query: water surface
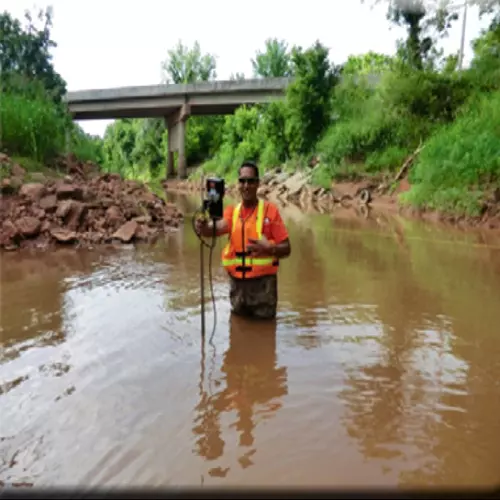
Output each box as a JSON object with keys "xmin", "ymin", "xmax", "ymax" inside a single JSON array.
[{"xmin": 1, "ymin": 194, "xmax": 500, "ymax": 488}]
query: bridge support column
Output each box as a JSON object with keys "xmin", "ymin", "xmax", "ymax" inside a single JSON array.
[
  {"xmin": 165, "ymin": 104, "xmax": 190, "ymax": 180},
  {"xmin": 165, "ymin": 122, "xmax": 175, "ymax": 179}
]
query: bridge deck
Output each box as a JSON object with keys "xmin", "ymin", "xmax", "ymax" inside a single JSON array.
[
  {"xmin": 64, "ymin": 77, "xmax": 292, "ymax": 120},
  {"xmin": 64, "ymin": 74, "xmax": 380, "ymax": 120},
  {"xmin": 65, "ymin": 77, "xmax": 292, "ymax": 103}
]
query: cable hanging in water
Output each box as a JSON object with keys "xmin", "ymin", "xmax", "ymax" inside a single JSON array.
[
  {"xmin": 191, "ymin": 208, "xmax": 218, "ymax": 345},
  {"xmin": 191, "ymin": 175, "xmax": 226, "ymax": 346}
]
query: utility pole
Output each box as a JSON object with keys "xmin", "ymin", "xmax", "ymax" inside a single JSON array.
[{"xmin": 458, "ymin": 0, "xmax": 468, "ymax": 69}]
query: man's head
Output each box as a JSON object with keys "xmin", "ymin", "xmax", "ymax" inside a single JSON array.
[{"xmin": 238, "ymin": 161, "xmax": 260, "ymax": 204}]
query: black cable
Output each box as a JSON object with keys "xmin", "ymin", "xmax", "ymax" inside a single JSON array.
[
  {"xmin": 191, "ymin": 209, "xmax": 218, "ymax": 345},
  {"xmin": 208, "ymin": 221, "xmax": 217, "ymax": 345}
]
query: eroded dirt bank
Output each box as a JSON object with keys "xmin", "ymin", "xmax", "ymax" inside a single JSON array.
[
  {"xmin": 0, "ymin": 154, "xmax": 183, "ymax": 252},
  {"xmin": 165, "ymin": 167, "xmax": 500, "ymax": 231}
]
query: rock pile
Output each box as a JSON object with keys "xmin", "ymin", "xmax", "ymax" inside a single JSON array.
[
  {"xmin": 167, "ymin": 167, "xmax": 374, "ymax": 211},
  {"xmin": 0, "ymin": 154, "xmax": 183, "ymax": 251}
]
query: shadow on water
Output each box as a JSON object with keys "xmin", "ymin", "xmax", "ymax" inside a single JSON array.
[{"xmin": 1, "ymin": 191, "xmax": 500, "ymax": 487}]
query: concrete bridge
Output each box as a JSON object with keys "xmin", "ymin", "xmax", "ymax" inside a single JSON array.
[{"xmin": 64, "ymin": 77, "xmax": 293, "ymax": 179}]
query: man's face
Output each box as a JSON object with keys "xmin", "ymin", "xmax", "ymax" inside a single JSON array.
[{"xmin": 238, "ymin": 166, "xmax": 259, "ymax": 203}]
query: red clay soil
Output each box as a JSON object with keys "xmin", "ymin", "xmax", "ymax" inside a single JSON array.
[
  {"xmin": 329, "ymin": 179, "xmax": 500, "ymax": 231},
  {"xmin": 0, "ymin": 154, "xmax": 183, "ymax": 252}
]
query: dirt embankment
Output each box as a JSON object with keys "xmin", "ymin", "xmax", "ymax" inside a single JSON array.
[
  {"xmin": 0, "ymin": 154, "xmax": 183, "ymax": 252},
  {"xmin": 166, "ymin": 166, "xmax": 500, "ymax": 231}
]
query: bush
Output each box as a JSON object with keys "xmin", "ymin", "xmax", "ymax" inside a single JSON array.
[
  {"xmin": 401, "ymin": 91, "xmax": 500, "ymax": 216},
  {"xmin": 1, "ymin": 90, "xmax": 106, "ymax": 167},
  {"xmin": 313, "ymin": 65, "xmax": 477, "ymax": 184},
  {"xmin": 71, "ymin": 130, "xmax": 104, "ymax": 165},
  {"xmin": 1, "ymin": 91, "xmax": 67, "ymax": 161}
]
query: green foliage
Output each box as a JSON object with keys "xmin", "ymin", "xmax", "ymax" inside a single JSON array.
[
  {"xmin": 5, "ymin": 0, "xmax": 496, "ymax": 221},
  {"xmin": 161, "ymin": 40, "xmax": 217, "ymax": 84},
  {"xmin": 401, "ymin": 91, "xmax": 500, "ymax": 216},
  {"xmin": 317, "ymin": 69, "xmax": 445, "ymax": 174},
  {"xmin": 193, "ymin": 5, "xmax": 500, "ymax": 220},
  {"xmin": 286, "ymin": 41, "xmax": 340, "ymax": 156},
  {"xmin": 310, "ymin": 165, "xmax": 334, "ymax": 189},
  {"xmin": 197, "ymin": 40, "xmax": 338, "ymax": 179},
  {"xmin": 316, "ymin": 35, "xmax": 493, "ymax": 187},
  {"xmin": 365, "ymin": 146, "xmax": 410, "ymax": 172},
  {"xmin": 468, "ymin": 18, "xmax": 500, "ymax": 90},
  {"xmin": 251, "ymin": 38, "xmax": 293, "ymax": 78},
  {"xmin": 0, "ymin": 91, "xmax": 66, "ymax": 161},
  {"xmin": 0, "ymin": 8, "xmax": 66, "ymax": 101},
  {"xmin": 70, "ymin": 124, "xmax": 105, "ymax": 164},
  {"xmin": 382, "ymin": 0, "xmax": 460, "ymax": 70},
  {"xmin": 102, "ymin": 40, "xmax": 222, "ymax": 180},
  {"xmin": 341, "ymin": 52, "xmax": 394, "ymax": 75},
  {"xmin": 0, "ymin": 9, "xmax": 103, "ymax": 166}
]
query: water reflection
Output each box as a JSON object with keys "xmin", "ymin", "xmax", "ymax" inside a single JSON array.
[{"xmin": 193, "ymin": 315, "xmax": 288, "ymax": 476}]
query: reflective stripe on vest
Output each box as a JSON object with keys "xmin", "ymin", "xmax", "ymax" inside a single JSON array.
[{"xmin": 221, "ymin": 200, "xmax": 276, "ymax": 270}]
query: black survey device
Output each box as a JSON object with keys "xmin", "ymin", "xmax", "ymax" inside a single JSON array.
[{"xmin": 203, "ymin": 177, "xmax": 225, "ymax": 220}]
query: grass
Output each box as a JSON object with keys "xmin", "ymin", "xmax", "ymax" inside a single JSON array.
[
  {"xmin": 1, "ymin": 92, "xmax": 67, "ymax": 163},
  {"xmin": 1, "ymin": 90, "xmax": 104, "ymax": 177},
  {"xmin": 400, "ymin": 90, "xmax": 500, "ymax": 216}
]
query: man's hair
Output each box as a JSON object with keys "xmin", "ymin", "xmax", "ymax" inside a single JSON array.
[{"xmin": 239, "ymin": 160, "xmax": 259, "ymax": 179}]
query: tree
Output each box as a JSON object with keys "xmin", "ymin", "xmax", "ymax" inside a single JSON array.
[
  {"xmin": 391, "ymin": 0, "xmax": 459, "ymax": 69},
  {"xmin": 341, "ymin": 51, "xmax": 394, "ymax": 75},
  {"xmin": 161, "ymin": 40, "xmax": 217, "ymax": 84},
  {"xmin": 131, "ymin": 119, "xmax": 166, "ymax": 177},
  {"xmin": 468, "ymin": 16, "xmax": 500, "ymax": 89},
  {"xmin": 361, "ymin": 0, "xmax": 459, "ymax": 70},
  {"xmin": 0, "ymin": 7, "xmax": 66, "ymax": 101},
  {"xmin": 0, "ymin": 7, "xmax": 103, "ymax": 164},
  {"xmin": 286, "ymin": 41, "xmax": 339, "ymax": 155},
  {"xmin": 251, "ymin": 38, "xmax": 293, "ymax": 78}
]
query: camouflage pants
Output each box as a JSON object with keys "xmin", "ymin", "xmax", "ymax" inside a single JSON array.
[{"xmin": 228, "ymin": 274, "xmax": 278, "ymax": 320}]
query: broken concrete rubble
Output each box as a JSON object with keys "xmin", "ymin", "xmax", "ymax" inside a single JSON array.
[
  {"xmin": 0, "ymin": 154, "xmax": 184, "ymax": 251},
  {"xmin": 166, "ymin": 167, "xmax": 358, "ymax": 211}
]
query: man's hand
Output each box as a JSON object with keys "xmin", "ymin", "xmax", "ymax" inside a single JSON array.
[
  {"xmin": 194, "ymin": 217, "xmax": 208, "ymax": 236},
  {"xmin": 247, "ymin": 235, "xmax": 273, "ymax": 257},
  {"xmin": 195, "ymin": 217, "xmax": 229, "ymax": 237}
]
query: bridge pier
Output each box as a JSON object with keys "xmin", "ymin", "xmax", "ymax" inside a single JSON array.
[
  {"xmin": 64, "ymin": 79, "xmax": 295, "ymax": 180},
  {"xmin": 165, "ymin": 104, "xmax": 190, "ymax": 180}
]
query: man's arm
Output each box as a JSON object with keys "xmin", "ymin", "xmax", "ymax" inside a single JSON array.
[
  {"xmin": 269, "ymin": 205, "xmax": 291, "ymax": 259},
  {"xmin": 198, "ymin": 218, "xmax": 229, "ymax": 238},
  {"xmin": 271, "ymin": 237, "xmax": 291, "ymax": 259},
  {"xmin": 196, "ymin": 205, "xmax": 232, "ymax": 238}
]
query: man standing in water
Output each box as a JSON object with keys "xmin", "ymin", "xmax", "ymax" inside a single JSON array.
[{"xmin": 195, "ymin": 161, "xmax": 291, "ymax": 320}]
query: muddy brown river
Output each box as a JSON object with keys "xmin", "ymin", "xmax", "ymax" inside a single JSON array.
[{"xmin": 1, "ymin": 193, "xmax": 500, "ymax": 489}]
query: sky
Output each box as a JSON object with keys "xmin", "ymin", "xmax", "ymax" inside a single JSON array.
[{"xmin": 3, "ymin": 0, "xmax": 492, "ymax": 137}]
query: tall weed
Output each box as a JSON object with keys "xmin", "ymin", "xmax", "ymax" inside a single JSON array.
[
  {"xmin": 401, "ymin": 91, "xmax": 500, "ymax": 215},
  {"xmin": 1, "ymin": 92, "xmax": 66, "ymax": 161}
]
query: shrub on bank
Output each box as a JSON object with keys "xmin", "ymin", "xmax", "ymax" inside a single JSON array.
[
  {"xmin": 401, "ymin": 90, "xmax": 500, "ymax": 216},
  {"xmin": 316, "ymin": 68, "xmax": 474, "ymax": 180},
  {"xmin": 196, "ymin": 65, "xmax": 480, "ymax": 189},
  {"xmin": 1, "ymin": 91, "xmax": 66, "ymax": 162},
  {"xmin": 70, "ymin": 124, "xmax": 105, "ymax": 165},
  {"xmin": 0, "ymin": 91, "xmax": 104, "ymax": 166}
]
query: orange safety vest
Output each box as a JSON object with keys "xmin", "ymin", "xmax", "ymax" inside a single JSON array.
[{"xmin": 222, "ymin": 200, "xmax": 279, "ymax": 279}]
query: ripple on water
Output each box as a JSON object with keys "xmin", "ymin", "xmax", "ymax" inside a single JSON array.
[{"xmin": 2, "ymin": 212, "xmax": 500, "ymax": 488}]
